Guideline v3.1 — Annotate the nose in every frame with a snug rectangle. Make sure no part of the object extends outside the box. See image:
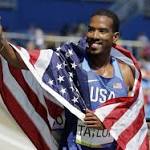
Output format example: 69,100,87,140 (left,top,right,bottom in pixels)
92,30,100,40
